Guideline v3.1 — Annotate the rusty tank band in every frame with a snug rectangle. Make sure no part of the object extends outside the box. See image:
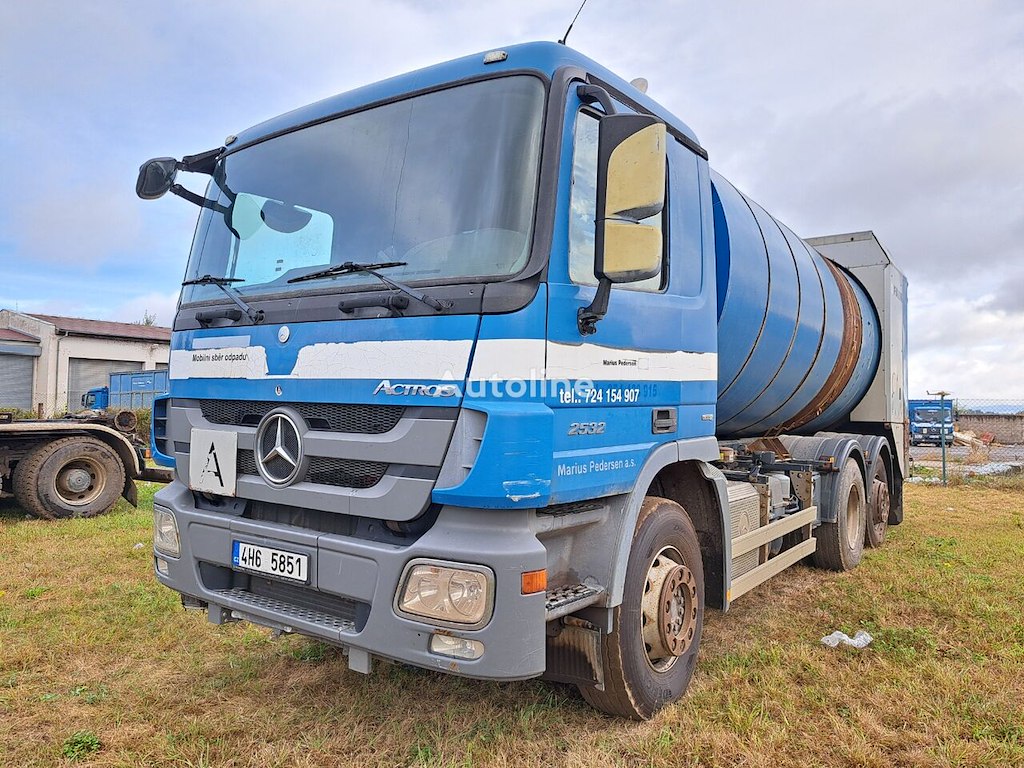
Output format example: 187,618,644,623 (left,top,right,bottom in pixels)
776,259,865,433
